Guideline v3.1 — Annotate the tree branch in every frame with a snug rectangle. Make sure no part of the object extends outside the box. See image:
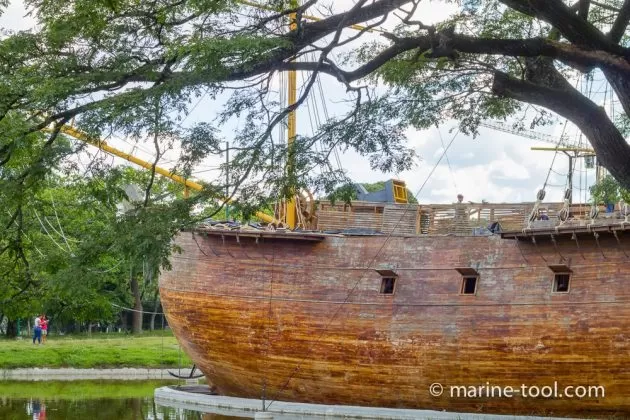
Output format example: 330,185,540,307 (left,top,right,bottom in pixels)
593,0,621,13
278,34,630,82
609,0,630,43
492,71,630,188
499,0,627,53
578,0,591,20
